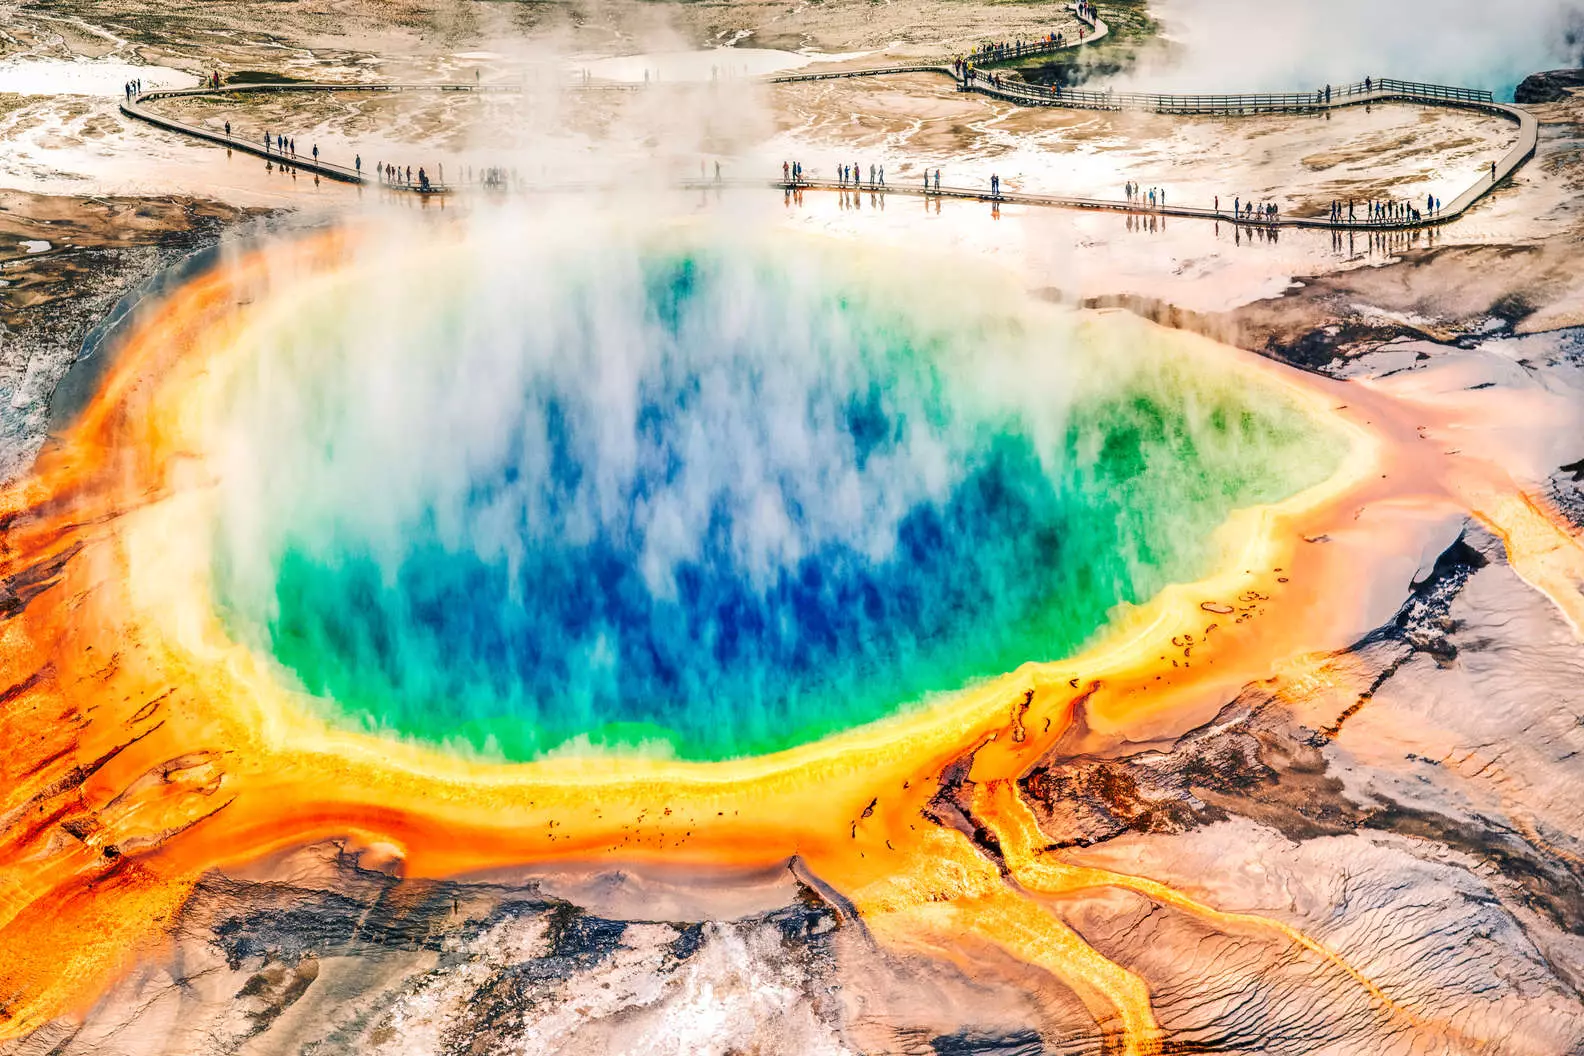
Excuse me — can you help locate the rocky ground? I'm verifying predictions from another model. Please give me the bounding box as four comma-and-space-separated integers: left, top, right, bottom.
7, 844, 1082, 1055
3, 0, 1584, 1053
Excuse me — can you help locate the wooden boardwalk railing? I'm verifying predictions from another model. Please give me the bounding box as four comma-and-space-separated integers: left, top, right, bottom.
118, 1, 1537, 230
970, 74, 1493, 114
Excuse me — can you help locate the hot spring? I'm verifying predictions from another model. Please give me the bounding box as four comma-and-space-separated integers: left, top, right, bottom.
199, 223, 1340, 762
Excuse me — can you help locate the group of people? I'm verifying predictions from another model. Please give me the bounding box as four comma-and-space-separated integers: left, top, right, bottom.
964, 29, 1068, 64
837, 163, 885, 188
967, 68, 1013, 91
125, 71, 222, 100
262, 133, 308, 157
1227, 197, 1279, 223
469, 165, 516, 188
778, 162, 996, 198
378, 162, 438, 191
1328, 195, 1440, 225
1124, 182, 1165, 208
951, 5, 1094, 86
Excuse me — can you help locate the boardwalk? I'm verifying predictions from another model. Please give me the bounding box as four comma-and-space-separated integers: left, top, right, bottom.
118, 2, 1536, 230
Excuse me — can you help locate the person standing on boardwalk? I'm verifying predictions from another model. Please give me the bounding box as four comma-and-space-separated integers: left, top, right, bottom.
224, 120, 230, 138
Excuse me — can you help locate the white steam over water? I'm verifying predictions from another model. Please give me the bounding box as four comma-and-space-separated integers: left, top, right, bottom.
1124, 0, 1584, 97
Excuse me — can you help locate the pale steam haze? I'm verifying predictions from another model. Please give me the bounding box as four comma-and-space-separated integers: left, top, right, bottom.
1123, 0, 1584, 97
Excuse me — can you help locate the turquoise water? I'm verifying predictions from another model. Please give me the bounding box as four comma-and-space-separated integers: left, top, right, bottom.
210, 235, 1338, 761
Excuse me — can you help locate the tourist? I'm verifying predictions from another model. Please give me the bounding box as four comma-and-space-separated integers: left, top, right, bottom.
934, 169, 941, 193
355, 155, 361, 174
224, 120, 230, 138
878, 165, 885, 187
312, 144, 319, 162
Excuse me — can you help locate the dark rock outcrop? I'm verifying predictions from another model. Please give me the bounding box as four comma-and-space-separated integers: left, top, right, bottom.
1515, 68, 1584, 104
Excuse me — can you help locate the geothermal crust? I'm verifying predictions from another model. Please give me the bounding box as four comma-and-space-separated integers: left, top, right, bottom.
3, 3, 1584, 1055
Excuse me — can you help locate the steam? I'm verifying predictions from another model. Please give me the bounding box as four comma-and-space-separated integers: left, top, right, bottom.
1118, 0, 1584, 98
212, 218, 1059, 600
199, 205, 1337, 760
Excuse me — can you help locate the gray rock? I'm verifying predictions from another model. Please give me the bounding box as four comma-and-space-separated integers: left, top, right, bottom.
1515, 68, 1584, 104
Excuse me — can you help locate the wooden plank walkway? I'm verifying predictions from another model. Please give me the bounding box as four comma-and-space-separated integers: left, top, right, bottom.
117, 1, 1537, 230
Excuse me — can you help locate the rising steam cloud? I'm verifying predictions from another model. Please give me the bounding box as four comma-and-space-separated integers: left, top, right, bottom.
200, 207, 1336, 761
1120, 0, 1584, 97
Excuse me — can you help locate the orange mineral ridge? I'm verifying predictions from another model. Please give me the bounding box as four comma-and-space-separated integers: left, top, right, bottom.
2, 227, 1579, 1054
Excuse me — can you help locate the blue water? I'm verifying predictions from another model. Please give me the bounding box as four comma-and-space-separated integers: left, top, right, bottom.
211, 244, 1338, 760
